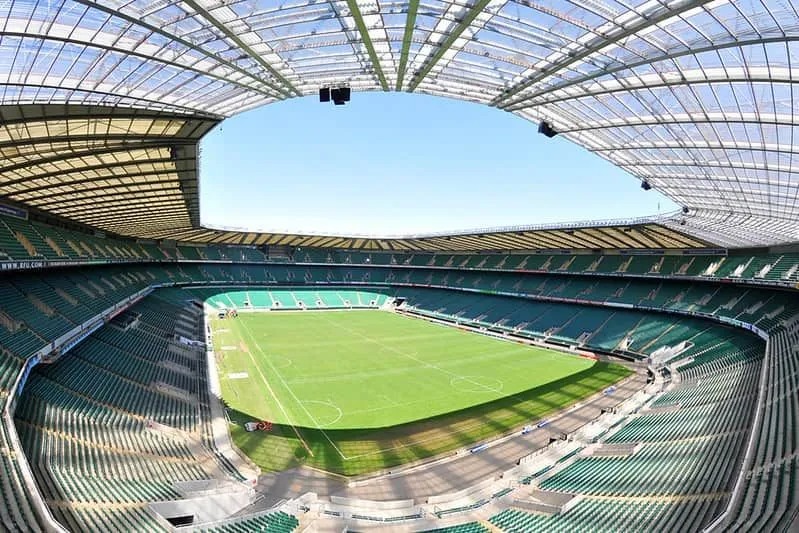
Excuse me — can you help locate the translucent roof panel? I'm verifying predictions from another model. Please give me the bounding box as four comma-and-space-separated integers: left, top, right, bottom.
1, 0, 798, 246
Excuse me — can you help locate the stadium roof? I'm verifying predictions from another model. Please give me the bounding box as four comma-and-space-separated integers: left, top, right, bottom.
0, 104, 217, 235
1, 0, 798, 249
145, 213, 712, 250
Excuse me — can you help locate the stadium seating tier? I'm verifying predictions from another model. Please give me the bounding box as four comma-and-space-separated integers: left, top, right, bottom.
0, 259, 794, 532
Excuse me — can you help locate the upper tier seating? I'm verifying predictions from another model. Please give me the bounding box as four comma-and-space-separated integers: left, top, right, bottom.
1, 213, 798, 291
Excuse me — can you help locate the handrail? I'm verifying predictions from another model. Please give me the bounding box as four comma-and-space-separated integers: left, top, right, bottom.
702, 333, 774, 532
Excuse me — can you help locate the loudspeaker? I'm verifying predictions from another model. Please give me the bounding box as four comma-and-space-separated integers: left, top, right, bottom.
340, 87, 351, 102
319, 87, 330, 102
641, 180, 652, 191
330, 88, 343, 104
538, 121, 558, 138
682, 206, 689, 214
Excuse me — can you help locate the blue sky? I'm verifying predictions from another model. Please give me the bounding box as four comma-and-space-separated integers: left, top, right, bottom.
199, 92, 677, 235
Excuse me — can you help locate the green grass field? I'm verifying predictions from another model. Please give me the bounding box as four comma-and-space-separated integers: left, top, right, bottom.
213, 310, 632, 475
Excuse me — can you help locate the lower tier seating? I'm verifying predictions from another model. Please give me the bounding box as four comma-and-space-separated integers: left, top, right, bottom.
720, 329, 799, 532
490, 498, 725, 533
401, 288, 765, 531
421, 522, 490, 533
196, 510, 299, 532
13, 292, 247, 532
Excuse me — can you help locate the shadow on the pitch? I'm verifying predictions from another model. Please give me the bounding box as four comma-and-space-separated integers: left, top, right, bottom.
223, 361, 630, 475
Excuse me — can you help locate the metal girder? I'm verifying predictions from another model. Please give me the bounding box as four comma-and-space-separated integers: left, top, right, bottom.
0, 156, 187, 191
181, 0, 300, 98
343, 0, 390, 91
0, 31, 276, 103
504, 75, 790, 113
10, 174, 188, 204
500, 35, 799, 110
39, 191, 187, 213
103, 221, 190, 234
406, 0, 494, 93
590, 142, 799, 157
145, 228, 200, 239
0, 141, 189, 175
490, 0, 714, 108
73, 0, 288, 101
560, 115, 796, 134
61, 203, 190, 223
395, 0, 420, 91
616, 159, 797, 175
0, 134, 186, 151
0, 83, 204, 116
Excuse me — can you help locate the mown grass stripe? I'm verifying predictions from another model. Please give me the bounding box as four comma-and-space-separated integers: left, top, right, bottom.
214, 309, 632, 475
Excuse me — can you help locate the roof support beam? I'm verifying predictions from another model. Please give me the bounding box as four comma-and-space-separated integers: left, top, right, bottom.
88, 217, 189, 231
39, 193, 186, 214
209, 233, 239, 244
505, 75, 788, 113
0, 108, 209, 126
406, 0, 494, 93
0, 156, 188, 191
395, 0, 420, 91
491, 0, 714, 108
344, 0, 389, 91
590, 142, 799, 157
73, 0, 289, 101
562, 116, 796, 134
616, 159, 796, 175
500, 35, 799, 110
8, 173, 189, 203
181, 0, 300, 98
57, 200, 188, 220
0, 83, 203, 116
0, 141, 189, 175
146, 229, 203, 240
0, 31, 273, 102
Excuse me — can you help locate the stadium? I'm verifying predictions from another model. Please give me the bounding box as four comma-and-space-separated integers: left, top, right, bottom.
0, 1, 797, 532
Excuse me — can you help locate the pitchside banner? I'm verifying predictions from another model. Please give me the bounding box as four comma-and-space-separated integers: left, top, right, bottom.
0, 202, 27, 220
1, 261, 47, 271
0, 259, 114, 271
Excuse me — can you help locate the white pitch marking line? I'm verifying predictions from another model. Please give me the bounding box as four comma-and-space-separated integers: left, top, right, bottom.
232, 324, 314, 457
280, 344, 525, 386
302, 400, 343, 428
345, 393, 454, 417
450, 375, 504, 393
237, 318, 352, 460
315, 313, 507, 397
